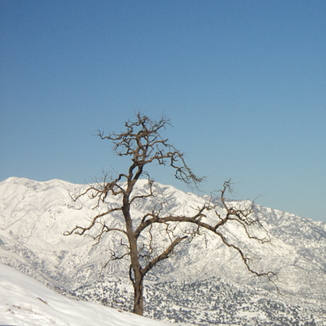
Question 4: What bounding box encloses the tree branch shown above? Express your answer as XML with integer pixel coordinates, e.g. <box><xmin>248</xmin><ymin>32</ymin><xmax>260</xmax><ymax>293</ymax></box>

<box><xmin>141</xmin><ymin>235</ymin><xmax>188</xmax><ymax>277</ymax></box>
<box><xmin>63</xmin><ymin>207</ymin><xmax>125</xmax><ymax>237</ymax></box>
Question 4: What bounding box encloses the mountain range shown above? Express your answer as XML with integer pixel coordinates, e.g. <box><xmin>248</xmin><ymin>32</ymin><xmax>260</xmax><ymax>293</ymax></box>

<box><xmin>0</xmin><ymin>177</ymin><xmax>325</xmax><ymax>325</ymax></box>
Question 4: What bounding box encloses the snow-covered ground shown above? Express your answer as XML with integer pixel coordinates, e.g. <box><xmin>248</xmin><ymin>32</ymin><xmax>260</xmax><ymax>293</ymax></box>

<box><xmin>0</xmin><ymin>263</ymin><xmax>177</xmax><ymax>326</ymax></box>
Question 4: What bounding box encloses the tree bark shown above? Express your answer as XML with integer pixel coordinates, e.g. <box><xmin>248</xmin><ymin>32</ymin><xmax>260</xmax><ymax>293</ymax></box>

<box><xmin>132</xmin><ymin>274</ymin><xmax>144</xmax><ymax>315</ymax></box>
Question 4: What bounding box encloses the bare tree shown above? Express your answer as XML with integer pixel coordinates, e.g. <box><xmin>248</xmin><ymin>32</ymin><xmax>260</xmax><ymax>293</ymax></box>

<box><xmin>64</xmin><ymin>113</ymin><xmax>274</xmax><ymax>316</ymax></box>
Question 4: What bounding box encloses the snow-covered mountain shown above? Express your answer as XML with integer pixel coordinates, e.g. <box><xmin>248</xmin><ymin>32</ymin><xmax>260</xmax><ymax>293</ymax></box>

<box><xmin>0</xmin><ymin>177</ymin><xmax>325</xmax><ymax>325</ymax></box>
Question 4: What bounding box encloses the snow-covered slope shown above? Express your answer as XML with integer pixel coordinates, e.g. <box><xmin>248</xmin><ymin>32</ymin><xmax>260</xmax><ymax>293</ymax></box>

<box><xmin>0</xmin><ymin>177</ymin><xmax>326</xmax><ymax>325</ymax></box>
<box><xmin>0</xmin><ymin>263</ymin><xmax>176</xmax><ymax>326</ymax></box>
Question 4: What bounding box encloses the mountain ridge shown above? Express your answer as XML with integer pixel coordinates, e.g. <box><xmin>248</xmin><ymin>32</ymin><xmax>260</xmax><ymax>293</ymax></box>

<box><xmin>1</xmin><ymin>177</ymin><xmax>325</xmax><ymax>325</ymax></box>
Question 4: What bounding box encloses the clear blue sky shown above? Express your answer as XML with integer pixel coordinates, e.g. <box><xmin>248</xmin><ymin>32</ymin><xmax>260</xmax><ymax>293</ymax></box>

<box><xmin>1</xmin><ymin>1</ymin><xmax>325</xmax><ymax>222</ymax></box>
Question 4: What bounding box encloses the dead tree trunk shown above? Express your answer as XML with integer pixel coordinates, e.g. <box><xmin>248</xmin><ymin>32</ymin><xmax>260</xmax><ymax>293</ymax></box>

<box><xmin>132</xmin><ymin>272</ymin><xmax>144</xmax><ymax>315</ymax></box>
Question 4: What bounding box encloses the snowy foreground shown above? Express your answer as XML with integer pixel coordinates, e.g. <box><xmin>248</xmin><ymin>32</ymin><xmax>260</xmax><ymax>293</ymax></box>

<box><xmin>0</xmin><ymin>263</ymin><xmax>182</xmax><ymax>326</ymax></box>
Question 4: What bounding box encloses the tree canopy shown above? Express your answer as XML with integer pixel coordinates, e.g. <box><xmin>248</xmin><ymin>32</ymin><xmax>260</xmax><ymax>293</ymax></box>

<box><xmin>65</xmin><ymin>113</ymin><xmax>275</xmax><ymax>315</ymax></box>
